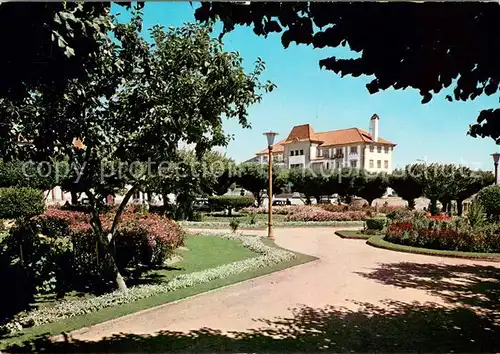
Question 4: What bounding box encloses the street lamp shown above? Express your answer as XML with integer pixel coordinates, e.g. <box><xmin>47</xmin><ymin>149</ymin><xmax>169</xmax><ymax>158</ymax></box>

<box><xmin>263</xmin><ymin>131</ymin><xmax>277</xmax><ymax>239</ymax></box>
<box><xmin>492</xmin><ymin>153</ymin><xmax>500</xmax><ymax>185</ymax></box>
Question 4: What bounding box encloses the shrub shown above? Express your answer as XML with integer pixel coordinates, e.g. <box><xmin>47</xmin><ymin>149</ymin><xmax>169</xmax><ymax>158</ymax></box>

<box><xmin>365</xmin><ymin>218</ymin><xmax>386</xmax><ymax>231</ymax></box>
<box><xmin>386</xmin><ymin>209</ymin><xmax>414</xmax><ymax>221</ymax></box>
<box><xmin>2</xmin><ymin>207</ymin><xmax>184</xmax><ymax>295</ymax></box>
<box><xmin>229</xmin><ymin>219</ymin><xmax>240</xmax><ymax>233</ymax></box>
<box><xmin>0</xmin><ymin>187</ymin><xmax>45</xmax><ymax>219</ymax></box>
<box><xmin>476</xmin><ymin>185</ymin><xmax>500</xmax><ymax>218</ymax></box>
<box><xmin>466</xmin><ymin>199</ymin><xmax>486</xmax><ymax>228</ymax></box>
<box><xmin>207</xmin><ymin>195</ymin><xmax>255</xmax><ymax>216</ymax></box>
<box><xmin>248</xmin><ymin>212</ymin><xmax>257</xmax><ymax>225</ymax></box>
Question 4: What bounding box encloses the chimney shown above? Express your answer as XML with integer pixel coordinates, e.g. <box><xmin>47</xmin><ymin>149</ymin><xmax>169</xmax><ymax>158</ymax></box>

<box><xmin>370</xmin><ymin>114</ymin><xmax>379</xmax><ymax>142</ymax></box>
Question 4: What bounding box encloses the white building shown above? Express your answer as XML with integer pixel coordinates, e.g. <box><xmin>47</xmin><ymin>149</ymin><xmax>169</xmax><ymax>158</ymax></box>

<box><xmin>254</xmin><ymin>114</ymin><xmax>396</xmax><ymax>173</ymax></box>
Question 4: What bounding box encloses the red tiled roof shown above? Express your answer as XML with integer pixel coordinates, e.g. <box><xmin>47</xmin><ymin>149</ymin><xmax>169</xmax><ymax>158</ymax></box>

<box><xmin>316</xmin><ymin>127</ymin><xmax>396</xmax><ymax>147</ymax></box>
<box><xmin>282</xmin><ymin>124</ymin><xmax>322</xmax><ymax>144</ymax></box>
<box><xmin>255</xmin><ymin>124</ymin><xmax>396</xmax><ymax>155</ymax></box>
<box><xmin>256</xmin><ymin>138</ymin><xmax>286</xmax><ymax>155</ymax></box>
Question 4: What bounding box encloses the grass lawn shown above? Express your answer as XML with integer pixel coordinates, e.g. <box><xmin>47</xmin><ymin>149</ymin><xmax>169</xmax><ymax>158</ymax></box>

<box><xmin>0</xmin><ymin>235</ymin><xmax>316</xmax><ymax>350</ymax></box>
<box><xmin>335</xmin><ymin>230</ymin><xmax>373</xmax><ymax>240</ymax></box>
<box><xmin>367</xmin><ymin>236</ymin><xmax>500</xmax><ymax>261</ymax></box>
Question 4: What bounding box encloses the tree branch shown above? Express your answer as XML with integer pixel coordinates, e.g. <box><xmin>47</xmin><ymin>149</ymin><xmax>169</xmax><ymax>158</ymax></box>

<box><xmin>109</xmin><ymin>182</ymin><xmax>141</xmax><ymax>240</ymax></box>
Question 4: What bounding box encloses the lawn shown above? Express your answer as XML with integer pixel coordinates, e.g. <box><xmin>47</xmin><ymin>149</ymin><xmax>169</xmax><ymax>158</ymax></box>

<box><xmin>335</xmin><ymin>230</ymin><xmax>372</xmax><ymax>240</ymax></box>
<box><xmin>0</xmin><ymin>234</ymin><xmax>316</xmax><ymax>350</ymax></box>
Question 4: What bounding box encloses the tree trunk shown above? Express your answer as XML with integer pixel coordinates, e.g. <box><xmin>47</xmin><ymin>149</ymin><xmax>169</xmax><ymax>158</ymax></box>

<box><xmin>255</xmin><ymin>193</ymin><xmax>262</xmax><ymax>207</ymax></box>
<box><xmin>112</xmin><ymin>261</ymin><xmax>128</xmax><ymax>293</ymax></box>
<box><xmin>457</xmin><ymin>198</ymin><xmax>464</xmax><ymax>216</ymax></box>
<box><xmin>228</xmin><ymin>207</ymin><xmax>232</xmax><ymax>217</ymax></box>
<box><xmin>71</xmin><ymin>191</ymin><xmax>79</xmax><ymax>205</ymax></box>
<box><xmin>430</xmin><ymin>199</ymin><xmax>438</xmax><ymax>215</ymax></box>
<box><xmin>87</xmin><ymin>186</ymin><xmax>140</xmax><ymax>293</ymax></box>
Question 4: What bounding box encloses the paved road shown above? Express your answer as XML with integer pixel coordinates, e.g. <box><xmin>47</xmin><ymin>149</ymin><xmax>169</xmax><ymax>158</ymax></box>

<box><xmin>68</xmin><ymin>227</ymin><xmax>500</xmax><ymax>341</ymax></box>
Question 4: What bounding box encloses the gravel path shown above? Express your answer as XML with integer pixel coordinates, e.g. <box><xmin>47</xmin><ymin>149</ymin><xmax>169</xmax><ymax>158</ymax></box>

<box><xmin>67</xmin><ymin>226</ymin><xmax>500</xmax><ymax>342</ymax></box>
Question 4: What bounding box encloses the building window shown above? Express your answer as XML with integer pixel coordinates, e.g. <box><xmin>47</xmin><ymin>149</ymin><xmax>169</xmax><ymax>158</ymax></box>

<box><xmin>377</xmin><ymin>146</ymin><xmax>382</xmax><ymax>153</ymax></box>
<box><xmin>369</xmin><ymin>160</ymin><xmax>374</xmax><ymax>168</ymax></box>
<box><xmin>350</xmin><ymin>160</ymin><xmax>357</xmax><ymax>168</ymax></box>
<box><xmin>350</xmin><ymin>146</ymin><xmax>357</xmax><ymax>154</ymax></box>
<box><xmin>369</xmin><ymin>145</ymin><xmax>374</xmax><ymax>152</ymax></box>
<box><xmin>384</xmin><ymin>146</ymin><xmax>389</xmax><ymax>154</ymax></box>
<box><xmin>384</xmin><ymin>160</ymin><xmax>389</xmax><ymax>169</ymax></box>
<box><xmin>290</xmin><ymin>150</ymin><xmax>294</xmax><ymax>156</ymax></box>
<box><xmin>336</xmin><ymin>161</ymin><xmax>341</xmax><ymax>168</ymax></box>
<box><xmin>326</xmin><ymin>162</ymin><xmax>330</xmax><ymax>169</ymax></box>
<box><xmin>377</xmin><ymin>160</ymin><xmax>381</xmax><ymax>168</ymax></box>
<box><xmin>300</xmin><ymin>149</ymin><xmax>304</xmax><ymax>155</ymax></box>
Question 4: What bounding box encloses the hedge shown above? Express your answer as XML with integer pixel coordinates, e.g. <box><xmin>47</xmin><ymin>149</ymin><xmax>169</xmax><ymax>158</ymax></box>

<box><xmin>207</xmin><ymin>195</ymin><xmax>255</xmax><ymax>216</ymax></box>
<box><xmin>0</xmin><ymin>187</ymin><xmax>45</xmax><ymax>219</ymax></box>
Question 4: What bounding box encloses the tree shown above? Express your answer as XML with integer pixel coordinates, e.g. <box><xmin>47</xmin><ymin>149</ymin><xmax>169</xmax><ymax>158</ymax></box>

<box><xmin>389</xmin><ymin>167</ymin><xmax>423</xmax><ymax>210</ymax></box>
<box><xmin>326</xmin><ymin>168</ymin><xmax>362</xmax><ymax>204</ymax></box>
<box><xmin>237</xmin><ymin>163</ymin><xmax>287</xmax><ymax>206</ymax></box>
<box><xmin>0</xmin><ymin>3</ymin><xmax>114</xmax><ymax>102</ymax></box>
<box><xmin>195</xmin><ymin>2</ymin><xmax>499</xmax><ymax>143</ymax></box>
<box><xmin>288</xmin><ymin>168</ymin><xmax>327</xmax><ymax>204</ymax></box>
<box><xmin>1</xmin><ymin>13</ymin><xmax>273</xmax><ymax>292</ymax></box>
<box><xmin>456</xmin><ymin>170</ymin><xmax>495</xmax><ymax>216</ymax></box>
<box><xmin>355</xmin><ymin>172</ymin><xmax>388</xmax><ymax>207</ymax></box>
<box><xmin>411</xmin><ymin>163</ymin><xmax>476</xmax><ymax>216</ymax></box>
<box><xmin>199</xmin><ymin>151</ymin><xmax>237</xmax><ymax>196</ymax></box>
<box><xmin>148</xmin><ymin>149</ymin><xmax>237</xmax><ymax>220</ymax></box>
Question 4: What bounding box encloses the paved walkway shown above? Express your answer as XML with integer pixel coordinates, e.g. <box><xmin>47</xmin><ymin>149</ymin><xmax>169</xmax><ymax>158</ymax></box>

<box><xmin>68</xmin><ymin>227</ymin><xmax>500</xmax><ymax>342</ymax></box>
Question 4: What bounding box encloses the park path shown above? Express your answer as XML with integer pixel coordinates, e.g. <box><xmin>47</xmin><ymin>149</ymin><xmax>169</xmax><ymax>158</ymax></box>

<box><xmin>67</xmin><ymin>226</ymin><xmax>500</xmax><ymax>341</ymax></box>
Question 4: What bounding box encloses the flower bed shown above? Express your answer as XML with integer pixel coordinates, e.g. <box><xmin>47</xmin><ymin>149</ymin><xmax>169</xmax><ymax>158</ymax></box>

<box><xmin>0</xmin><ymin>233</ymin><xmax>295</xmax><ymax>334</ymax></box>
<box><xmin>2</xmin><ymin>207</ymin><xmax>184</xmax><ymax>297</ymax></box>
<box><xmin>385</xmin><ymin>215</ymin><xmax>500</xmax><ymax>253</ymax></box>
<box><xmin>284</xmin><ymin>206</ymin><xmax>367</xmax><ymax>222</ymax></box>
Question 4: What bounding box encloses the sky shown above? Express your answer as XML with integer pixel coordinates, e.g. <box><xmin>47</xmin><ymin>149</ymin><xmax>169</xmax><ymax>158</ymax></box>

<box><xmin>113</xmin><ymin>2</ymin><xmax>499</xmax><ymax>171</ymax></box>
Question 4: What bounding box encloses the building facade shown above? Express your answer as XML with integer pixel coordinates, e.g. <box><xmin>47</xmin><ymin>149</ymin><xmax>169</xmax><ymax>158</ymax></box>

<box><xmin>254</xmin><ymin>114</ymin><xmax>396</xmax><ymax>172</ymax></box>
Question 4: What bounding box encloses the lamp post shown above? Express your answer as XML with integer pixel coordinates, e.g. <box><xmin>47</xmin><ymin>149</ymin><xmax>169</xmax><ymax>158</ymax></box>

<box><xmin>492</xmin><ymin>153</ymin><xmax>500</xmax><ymax>185</ymax></box>
<box><xmin>264</xmin><ymin>131</ymin><xmax>277</xmax><ymax>239</ymax></box>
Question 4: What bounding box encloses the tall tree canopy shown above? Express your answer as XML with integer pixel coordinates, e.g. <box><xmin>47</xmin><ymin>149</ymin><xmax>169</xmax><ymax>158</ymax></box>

<box><xmin>0</xmin><ymin>2</ymin><xmax>114</xmax><ymax>101</ymax></box>
<box><xmin>195</xmin><ymin>2</ymin><xmax>500</xmax><ymax>142</ymax></box>
<box><xmin>0</xmin><ymin>9</ymin><xmax>273</xmax><ymax>292</ymax></box>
